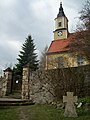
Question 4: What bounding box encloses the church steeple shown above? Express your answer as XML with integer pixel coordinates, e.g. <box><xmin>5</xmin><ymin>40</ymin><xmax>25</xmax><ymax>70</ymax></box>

<box><xmin>57</xmin><ymin>2</ymin><xmax>65</xmax><ymax>18</ymax></box>
<box><xmin>53</xmin><ymin>1</ymin><xmax>69</xmax><ymax>40</ymax></box>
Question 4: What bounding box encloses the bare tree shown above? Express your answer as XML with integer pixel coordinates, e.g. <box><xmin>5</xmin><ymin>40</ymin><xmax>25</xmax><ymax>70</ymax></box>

<box><xmin>79</xmin><ymin>0</ymin><xmax>90</xmax><ymax>30</ymax></box>
<box><xmin>70</xmin><ymin>0</ymin><xmax>90</xmax><ymax>62</ymax></box>
<box><xmin>39</xmin><ymin>45</ymin><xmax>48</xmax><ymax>69</ymax></box>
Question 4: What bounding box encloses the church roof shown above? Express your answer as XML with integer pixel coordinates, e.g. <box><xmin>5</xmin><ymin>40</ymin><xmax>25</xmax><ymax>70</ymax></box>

<box><xmin>47</xmin><ymin>33</ymin><xmax>75</xmax><ymax>54</ymax></box>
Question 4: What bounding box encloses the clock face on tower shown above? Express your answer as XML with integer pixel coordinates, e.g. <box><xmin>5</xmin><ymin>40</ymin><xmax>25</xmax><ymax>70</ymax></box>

<box><xmin>57</xmin><ymin>31</ymin><xmax>62</xmax><ymax>36</ymax></box>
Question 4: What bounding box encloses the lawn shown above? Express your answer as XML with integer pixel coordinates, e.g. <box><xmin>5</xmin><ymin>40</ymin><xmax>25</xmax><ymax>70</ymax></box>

<box><xmin>0</xmin><ymin>104</ymin><xmax>90</xmax><ymax>120</ymax></box>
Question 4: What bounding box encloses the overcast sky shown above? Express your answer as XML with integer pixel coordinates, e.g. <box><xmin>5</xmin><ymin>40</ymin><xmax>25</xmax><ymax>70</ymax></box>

<box><xmin>0</xmin><ymin>0</ymin><xmax>85</xmax><ymax>72</ymax></box>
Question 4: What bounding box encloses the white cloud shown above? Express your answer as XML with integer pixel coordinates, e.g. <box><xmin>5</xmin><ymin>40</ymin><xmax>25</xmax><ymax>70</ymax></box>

<box><xmin>0</xmin><ymin>0</ymin><xmax>17</xmax><ymax>8</ymax></box>
<box><xmin>7</xmin><ymin>40</ymin><xmax>21</xmax><ymax>51</ymax></box>
<box><xmin>31</xmin><ymin>0</ymin><xmax>52</xmax><ymax>20</ymax></box>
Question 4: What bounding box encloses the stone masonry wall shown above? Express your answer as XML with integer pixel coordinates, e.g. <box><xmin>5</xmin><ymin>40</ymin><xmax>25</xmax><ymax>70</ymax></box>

<box><xmin>29</xmin><ymin>70</ymin><xmax>55</xmax><ymax>103</ymax></box>
<box><xmin>28</xmin><ymin>65</ymin><xmax>90</xmax><ymax>103</ymax></box>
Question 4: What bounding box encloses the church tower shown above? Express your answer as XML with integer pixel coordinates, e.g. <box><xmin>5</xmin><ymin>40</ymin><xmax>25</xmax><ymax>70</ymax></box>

<box><xmin>54</xmin><ymin>2</ymin><xmax>68</xmax><ymax>40</ymax></box>
<box><xmin>46</xmin><ymin>1</ymin><xmax>71</xmax><ymax>70</ymax></box>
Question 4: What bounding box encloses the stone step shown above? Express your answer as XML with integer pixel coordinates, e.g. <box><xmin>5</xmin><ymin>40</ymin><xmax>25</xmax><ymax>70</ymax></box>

<box><xmin>0</xmin><ymin>98</ymin><xmax>34</xmax><ymax>106</ymax></box>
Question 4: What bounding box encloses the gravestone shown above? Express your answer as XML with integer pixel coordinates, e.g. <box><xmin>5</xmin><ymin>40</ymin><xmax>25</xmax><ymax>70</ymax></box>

<box><xmin>63</xmin><ymin>92</ymin><xmax>78</xmax><ymax>117</ymax></box>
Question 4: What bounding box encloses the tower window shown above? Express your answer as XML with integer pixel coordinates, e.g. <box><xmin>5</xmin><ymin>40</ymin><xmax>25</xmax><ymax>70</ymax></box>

<box><xmin>58</xmin><ymin>22</ymin><xmax>62</xmax><ymax>27</ymax></box>
<box><xmin>77</xmin><ymin>55</ymin><xmax>84</xmax><ymax>66</ymax></box>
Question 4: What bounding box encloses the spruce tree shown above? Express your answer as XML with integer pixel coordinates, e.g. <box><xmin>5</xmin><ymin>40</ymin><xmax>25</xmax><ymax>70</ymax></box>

<box><xmin>15</xmin><ymin>35</ymin><xmax>39</xmax><ymax>75</ymax></box>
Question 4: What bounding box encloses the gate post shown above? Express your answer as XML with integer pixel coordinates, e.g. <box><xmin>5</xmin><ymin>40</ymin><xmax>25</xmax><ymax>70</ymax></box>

<box><xmin>22</xmin><ymin>64</ymin><xmax>30</xmax><ymax>99</ymax></box>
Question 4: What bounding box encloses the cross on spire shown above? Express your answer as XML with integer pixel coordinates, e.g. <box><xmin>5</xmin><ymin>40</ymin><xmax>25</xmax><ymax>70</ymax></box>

<box><xmin>60</xmin><ymin>0</ymin><xmax>62</xmax><ymax>4</ymax></box>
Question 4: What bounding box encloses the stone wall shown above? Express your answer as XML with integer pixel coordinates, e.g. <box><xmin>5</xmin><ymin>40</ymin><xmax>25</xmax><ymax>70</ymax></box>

<box><xmin>29</xmin><ymin>70</ymin><xmax>55</xmax><ymax>103</ymax></box>
<box><xmin>26</xmin><ymin>65</ymin><xmax>90</xmax><ymax>103</ymax></box>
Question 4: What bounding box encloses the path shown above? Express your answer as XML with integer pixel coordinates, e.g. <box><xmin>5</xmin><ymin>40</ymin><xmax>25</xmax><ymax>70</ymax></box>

<box><xmin>18</xmin><ymin>107</ymin><xmax>28</xmax><ymax>120</ymax></box>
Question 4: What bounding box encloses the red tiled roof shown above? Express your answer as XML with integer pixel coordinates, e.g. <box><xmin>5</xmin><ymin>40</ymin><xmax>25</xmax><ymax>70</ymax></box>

<box><xmin>47</xmin><ymin>33</ymin><xmax>75</xmax><ymax>54</ymax></box>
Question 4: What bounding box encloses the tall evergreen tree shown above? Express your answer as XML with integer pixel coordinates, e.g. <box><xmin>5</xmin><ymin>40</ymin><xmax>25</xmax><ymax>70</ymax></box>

<box><xmin>15</xmin><ymin>35</ymin><xmax>39</xmax><ymax>75</ymax></box>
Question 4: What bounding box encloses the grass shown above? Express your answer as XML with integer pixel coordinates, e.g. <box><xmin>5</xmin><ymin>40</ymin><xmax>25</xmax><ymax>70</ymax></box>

<box><xmin>0</xmin><ymin>106</ymin><xmax>18</xmax><ymax>120</ymax></box>
<box><xmin>0</xmin><ymin>104</ymin><xmax>90</xmax><ymax>120</ymax></box>
<box><xmin>78</xmin><ymin>96</ymin><xmax>90</xmax><ymax>103</ymax></box>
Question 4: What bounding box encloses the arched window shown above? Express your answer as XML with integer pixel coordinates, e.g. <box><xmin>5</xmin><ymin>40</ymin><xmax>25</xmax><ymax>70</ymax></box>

<box><xmin>58</xmin><ymin>22</ymin><xmax>62</xmax><ymax>27</ymax></box>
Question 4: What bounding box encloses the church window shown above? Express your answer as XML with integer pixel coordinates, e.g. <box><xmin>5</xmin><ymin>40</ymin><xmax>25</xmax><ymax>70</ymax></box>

<box><xmin>58</xmin><ymin>57</ymin><xmax>64</xmax><ymax>68</ymax></box>
<box><xmin>58</xmin><ymin>22</ymin><xmax>62</xmax><ymax>27</ymax></box>
<box><xmin>77</xmin><ymin>55</ymin><xmax>84</xmax><ymax>66</ymax></box>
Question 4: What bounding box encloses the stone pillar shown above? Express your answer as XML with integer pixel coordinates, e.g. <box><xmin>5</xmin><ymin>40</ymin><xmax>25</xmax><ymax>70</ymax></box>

<box><xmin>3</xmin><ymin>67</ymin><xmax>13</xmax><ymax>95</ymax></box>
<box><xmin>22</xmin><ymin>65</ymin><xmax>30</xmax><ymax>99</ymax></box>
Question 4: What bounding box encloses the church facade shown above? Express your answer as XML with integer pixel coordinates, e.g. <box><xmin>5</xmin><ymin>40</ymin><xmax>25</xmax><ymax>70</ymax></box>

<box><xmin>46</xmin><ymin>2</ymin><xmax>89</xmax><ymax>69</ymax></box>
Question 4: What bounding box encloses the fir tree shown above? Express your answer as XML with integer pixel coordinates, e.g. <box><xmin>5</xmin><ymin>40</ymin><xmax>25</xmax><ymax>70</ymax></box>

<box><xmin>15</xmin><ymin>35</ymin><xmax>39</xmax><ymax>75</ymax></box>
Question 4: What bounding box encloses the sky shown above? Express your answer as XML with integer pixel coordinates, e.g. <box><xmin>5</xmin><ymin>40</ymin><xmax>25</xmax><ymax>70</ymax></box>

<box><xmin>0</xmin><ymin>0</ymin><xmax>86</xmax><ymax>72</ymax></box>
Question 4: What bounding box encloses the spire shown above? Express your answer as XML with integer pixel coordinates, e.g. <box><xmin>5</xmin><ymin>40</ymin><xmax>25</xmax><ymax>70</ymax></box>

<box><xmin>57</xmin><ymin>2</ymin><xmax>65</xmax><ymax>18</ymax></box>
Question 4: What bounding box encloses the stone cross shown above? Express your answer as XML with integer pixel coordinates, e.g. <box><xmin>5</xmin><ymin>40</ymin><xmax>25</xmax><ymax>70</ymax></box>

<box><xmin>63</xmin><ymin>92</ymin><xmax>78</xmax><ymax>117</ymax></box>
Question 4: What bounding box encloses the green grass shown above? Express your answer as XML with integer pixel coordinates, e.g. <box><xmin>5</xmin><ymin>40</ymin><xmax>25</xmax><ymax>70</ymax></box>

<box><xmin>78</xmin><ymin>96</ymin><xmax>90</xmax><ymax>103</ymax></box>
<box><xmin>0</xmin><ymin>106</ymin><xmax>18</xmax><ymax>120</ymax></box>
<box><xmin>0</xmin><ymin>104</ymin><xmax>90</xmax><ymax>120</ymax></box>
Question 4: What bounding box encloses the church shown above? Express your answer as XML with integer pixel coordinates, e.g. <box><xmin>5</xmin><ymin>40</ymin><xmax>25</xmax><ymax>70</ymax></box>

<box><xmin>46</xmin><ymin>2</ymin><xmax>89</xmax><ymax>69</ymax></box>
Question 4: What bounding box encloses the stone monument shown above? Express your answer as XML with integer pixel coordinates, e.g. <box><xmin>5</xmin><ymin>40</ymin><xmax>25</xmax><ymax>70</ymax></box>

<box><xmin>63</xmin><ymin>92</ymin><xmax>78</xmax><ymax>117</ymax></box>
